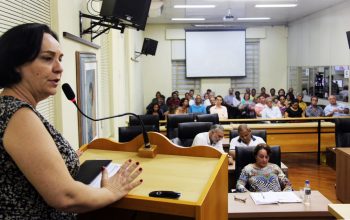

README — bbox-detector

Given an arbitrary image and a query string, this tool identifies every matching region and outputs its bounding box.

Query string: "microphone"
[62,83,151,148]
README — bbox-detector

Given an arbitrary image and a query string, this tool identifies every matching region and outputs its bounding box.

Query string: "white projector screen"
[185,30,246,77]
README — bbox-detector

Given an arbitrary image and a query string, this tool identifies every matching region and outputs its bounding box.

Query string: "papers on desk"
[89,163,121,188]
[250,192,302,205]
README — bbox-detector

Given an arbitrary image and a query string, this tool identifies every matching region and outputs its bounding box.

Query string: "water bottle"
[304,180,311,205]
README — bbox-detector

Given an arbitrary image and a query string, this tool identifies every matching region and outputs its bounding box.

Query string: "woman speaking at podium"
[0,23,142,219]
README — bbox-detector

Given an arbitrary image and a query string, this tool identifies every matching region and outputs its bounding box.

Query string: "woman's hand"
[101,159,143,201]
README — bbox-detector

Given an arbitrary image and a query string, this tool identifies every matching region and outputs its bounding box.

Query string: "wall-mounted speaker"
[347,31,350,49]
[100,0,151,30]
[141,38,158,56]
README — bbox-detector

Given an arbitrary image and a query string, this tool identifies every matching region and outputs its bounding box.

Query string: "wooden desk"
[336,148,350,203]
[328,204,350,219]
[78,132,227,220]
[161,122,335,153]
[228,191,334,219]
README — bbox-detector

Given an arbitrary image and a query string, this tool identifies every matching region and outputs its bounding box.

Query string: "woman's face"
[17,33,63,102]
[183,99,189,107]
[255,149,269,168]
[153,104,159,112]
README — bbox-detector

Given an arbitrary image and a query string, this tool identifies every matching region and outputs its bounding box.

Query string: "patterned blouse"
[0,96,80,219]
[236,163,292,192]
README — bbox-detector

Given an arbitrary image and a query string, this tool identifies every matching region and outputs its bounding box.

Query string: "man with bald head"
[229,124,266,159]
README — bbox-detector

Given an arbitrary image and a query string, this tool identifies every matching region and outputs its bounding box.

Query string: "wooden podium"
[77,132,228,220]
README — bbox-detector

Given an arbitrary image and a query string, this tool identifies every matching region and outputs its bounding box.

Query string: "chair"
[326,118,350,169]
[335,118,350,147]
[229,129,267,142]
[234,145,281,189]
[174,122,213,147]
[118,125,157,142]
[196,113,219,124]
[129,115,160,131]
[166,114,195,139]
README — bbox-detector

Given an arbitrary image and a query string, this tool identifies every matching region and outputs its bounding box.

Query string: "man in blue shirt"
[189,95,206,113]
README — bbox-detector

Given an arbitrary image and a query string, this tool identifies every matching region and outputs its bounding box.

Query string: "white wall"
[260,26,288,91]
[143,24,288,108]
[288,1,350,66]
[52,0,144,147]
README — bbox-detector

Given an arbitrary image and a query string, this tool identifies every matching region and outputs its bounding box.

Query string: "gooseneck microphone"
[62,83,151,148]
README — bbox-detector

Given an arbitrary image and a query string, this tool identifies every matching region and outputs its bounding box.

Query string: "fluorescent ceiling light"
[174,5,216,8]
[194,24,226,27]
[255,4,297,8]
[172,18,205,21]
[237,17,271,21]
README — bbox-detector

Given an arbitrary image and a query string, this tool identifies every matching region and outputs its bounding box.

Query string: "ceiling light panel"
[174,5,216,9]
[171,18,206,21]
[255,4,298,8]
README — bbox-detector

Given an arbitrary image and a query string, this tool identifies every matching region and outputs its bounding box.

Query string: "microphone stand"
[63,86,157,157]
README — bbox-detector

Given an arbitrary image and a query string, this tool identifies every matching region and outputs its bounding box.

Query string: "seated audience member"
[233,91,241,107]
[188,90,195,106]
[175,98,189,114]
[151,91,162,105]
[287,88,295,101]
[245,88,251,96]
[192,124,225,153]
[260,87,270,98]
[261,97,282,119]
[163,105,177,118]
[285,99,305,118]
[146,103,164,120]
[210,95,228,119]
[254,96,267,117]
[229,124,266,159]
[296,93,307,111]
[166,91,180,108]
[206,96,216,114]
[305,96,324,117]
[250,88,257,102]
[239,93,256,118]
[189,95,206,114]
[203,93,210,107]
[224,88,235,107]
[324,95,349,116]
[277,95,289,115]
[270,88,278,102]
[158,95,168,113]
[236,144,292,192]
[277,88,286,98]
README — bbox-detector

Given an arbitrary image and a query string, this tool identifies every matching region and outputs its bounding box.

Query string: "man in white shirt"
[261,97,282,119]
[324,95,349,116]
[229,124,266,159]
[192,124,225,153]
[210,95,228,119]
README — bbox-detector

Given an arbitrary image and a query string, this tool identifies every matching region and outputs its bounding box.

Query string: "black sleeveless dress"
[0,96,80,219]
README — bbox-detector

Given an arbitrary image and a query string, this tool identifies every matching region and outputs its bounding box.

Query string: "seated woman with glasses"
[236,144,292,192]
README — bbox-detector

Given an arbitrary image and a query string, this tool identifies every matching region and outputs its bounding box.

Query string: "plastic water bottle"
[304,180,311,206]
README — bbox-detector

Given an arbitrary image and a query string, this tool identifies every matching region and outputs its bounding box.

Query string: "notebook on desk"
[250,191,302,205]
[75,160,112,184]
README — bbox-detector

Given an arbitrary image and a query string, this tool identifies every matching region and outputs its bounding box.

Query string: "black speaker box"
[100,0,151,30]
[141,38,158,56]
[347,31,350,49]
